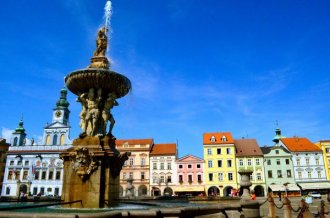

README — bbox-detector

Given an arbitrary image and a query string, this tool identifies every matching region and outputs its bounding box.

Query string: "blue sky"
[1,0,330,158]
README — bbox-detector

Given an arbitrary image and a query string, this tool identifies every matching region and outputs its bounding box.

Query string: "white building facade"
[150,143,177,196]
[1,88,71,197]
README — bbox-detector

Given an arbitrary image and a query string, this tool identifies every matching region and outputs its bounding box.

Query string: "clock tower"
[52,88,70,125]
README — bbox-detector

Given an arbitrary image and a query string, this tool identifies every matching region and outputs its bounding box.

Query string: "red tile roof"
[150,143,177,156]
[234,139,263,156]
[280,137,321,152]
[203,132,234,144]
[116,138,154,146]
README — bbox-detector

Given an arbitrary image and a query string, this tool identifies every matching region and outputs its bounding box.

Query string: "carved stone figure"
[76,93,88,132]
[70,147,98,180]
[102,93,118,137]
[78,88,102,136]
[93,27,107,57]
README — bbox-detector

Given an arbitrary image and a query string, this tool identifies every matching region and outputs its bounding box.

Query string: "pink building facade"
[175,155,205,196]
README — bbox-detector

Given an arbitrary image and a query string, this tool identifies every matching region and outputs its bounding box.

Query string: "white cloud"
[1,127,13,142]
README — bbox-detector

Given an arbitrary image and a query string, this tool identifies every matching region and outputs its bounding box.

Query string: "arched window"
[53,134,58,145]
[46,135,51,145]
[60,134,65,145]
[13,137,18,146]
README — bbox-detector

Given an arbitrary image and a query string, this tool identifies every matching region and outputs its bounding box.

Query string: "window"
[297,159,301,166]
[276,159,280,165]
[141,172,145,180]
[217,160,222,167]
[188,164,192,169]
[10,161,14,166]
[167,162,171,170]
[40,187,45,195]
[308,171,312,178]
[153,176,157,183]
[247,159,252,166]
[256,173,262,181]
[160,176,165,183]
[197,174,202,182]
[275,150,279,154]
[160,163,164,170]
[22,170,28,180]
[129,172,133,179]
[287,170,292,178]
[298,172,302,179]
[188,175,193,183]
[123,172,126,180]
[54,188,59,196]
[196,164,201,168]
[210,136,216,142]
[207,148,212,155]
[226,148,231,154]
[228,173,233,181]
[209,173,213,181]
[218,173,223,181]
[13,137,18,146]
[6,187,10,195]
[153,163,157,170]
[306,158,310,166]
[24,161,29,166]
[178,164,183,169]
[48,170,54,180]
[55,171,61,180]
[7,170,13,180]
[268,170,273,178]
[33,187,38,195]
[317,171,322,178]
[129,158,134,166]
[41,171,46,180]
[14,170,20,180]
[256,159,260,165]
[227,160,232,167]
[179,175,183,183]
[267,159,271,165]
[53,134,58,145]
[35,170,40,180]
[208,160,213,168]
[239,159,244,166]
[277,170,282,178]
[17,161,22,166]
[217,148,221,155]
[316,158,320,165]
[141,158,145,166]
[326,148,330,153]
[167,176,172,183]
[222,136,227,142]
[285,159,290,165]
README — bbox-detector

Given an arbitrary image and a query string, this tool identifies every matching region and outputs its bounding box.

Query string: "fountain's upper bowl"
[65,68,131,98]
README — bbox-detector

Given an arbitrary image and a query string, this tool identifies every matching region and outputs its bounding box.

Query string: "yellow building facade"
[316,140,330,180]
[203,132,238,196]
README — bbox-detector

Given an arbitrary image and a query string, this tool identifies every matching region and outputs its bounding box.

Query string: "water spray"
[104,0,112,36]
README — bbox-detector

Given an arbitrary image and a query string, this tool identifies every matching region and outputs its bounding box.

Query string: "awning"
[269,184,300,192]
[298,182,330,190]
[174,186,205,192]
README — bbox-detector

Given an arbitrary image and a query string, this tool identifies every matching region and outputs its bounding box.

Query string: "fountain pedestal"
[61,136,129,208]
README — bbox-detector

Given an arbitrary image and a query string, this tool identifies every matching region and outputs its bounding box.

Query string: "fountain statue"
[60,0,131,208]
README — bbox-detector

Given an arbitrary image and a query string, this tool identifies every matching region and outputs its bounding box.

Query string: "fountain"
[60,0,131,208]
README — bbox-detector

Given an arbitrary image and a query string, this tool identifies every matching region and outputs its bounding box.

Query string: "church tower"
[52,88,70,125]
[42,88,71,145]
[11,119,27,146]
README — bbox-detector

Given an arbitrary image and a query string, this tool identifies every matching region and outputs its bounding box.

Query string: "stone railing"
[9,145,71,151]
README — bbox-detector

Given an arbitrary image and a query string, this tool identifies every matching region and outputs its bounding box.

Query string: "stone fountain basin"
[65,68,131,98]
